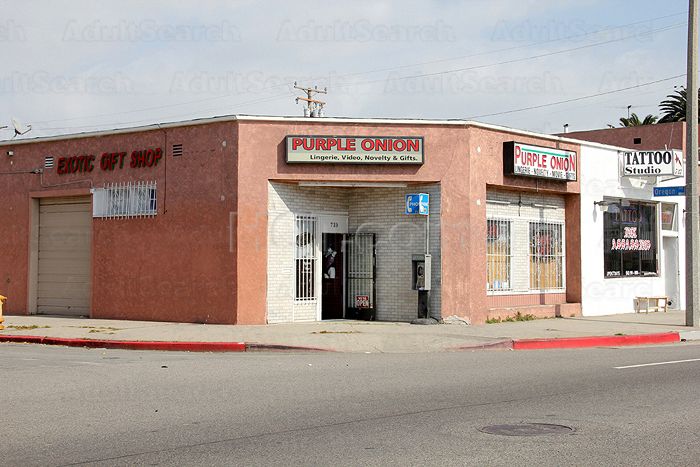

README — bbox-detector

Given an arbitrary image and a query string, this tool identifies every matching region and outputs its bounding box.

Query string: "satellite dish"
[11,117,32,138]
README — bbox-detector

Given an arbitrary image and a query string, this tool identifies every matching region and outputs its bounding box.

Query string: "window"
[603,202,658,278]
[486,219,511,291]
[661,203,677,231]
[294,215,317,301]
[529,222,564,290]
[486,190,566,295]
[92,181,157,218]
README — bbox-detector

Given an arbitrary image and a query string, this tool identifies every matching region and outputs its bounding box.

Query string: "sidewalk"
[1,311,698,353]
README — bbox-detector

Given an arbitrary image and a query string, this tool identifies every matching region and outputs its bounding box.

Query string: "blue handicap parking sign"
[405,193,429,215]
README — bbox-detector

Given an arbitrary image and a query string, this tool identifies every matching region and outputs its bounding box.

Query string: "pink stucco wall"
[0,122,238,324]
[235,120,581,325]
[1,117,582,325]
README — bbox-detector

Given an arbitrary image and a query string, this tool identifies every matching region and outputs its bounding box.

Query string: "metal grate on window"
[92,181,157,219]
[529,222,564,290]
[44,156,54,169]
[172,144,183,157]
[487,219,511,291]
[294,215,317,301]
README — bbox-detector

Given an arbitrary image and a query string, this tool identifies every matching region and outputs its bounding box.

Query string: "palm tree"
[658,86,700,123]
[608,112,657,128]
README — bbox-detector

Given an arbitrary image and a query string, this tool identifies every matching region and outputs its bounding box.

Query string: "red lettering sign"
[57,147,162,175]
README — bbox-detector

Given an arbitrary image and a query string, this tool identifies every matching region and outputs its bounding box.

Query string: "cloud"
[0,0,690,139]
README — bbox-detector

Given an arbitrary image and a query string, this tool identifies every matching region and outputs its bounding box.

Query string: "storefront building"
[579,141,686,315]
[0,116,582,325]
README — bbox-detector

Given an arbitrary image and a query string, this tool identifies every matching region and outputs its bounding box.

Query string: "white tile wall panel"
[267,182,441,323]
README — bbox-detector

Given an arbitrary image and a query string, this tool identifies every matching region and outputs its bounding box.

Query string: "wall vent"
[172,143,183,157]
[633,137,642,145]
[44,156,54,168]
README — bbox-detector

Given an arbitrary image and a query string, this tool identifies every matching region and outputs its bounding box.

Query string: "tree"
[658,86,700,123]
[608,112,657,128]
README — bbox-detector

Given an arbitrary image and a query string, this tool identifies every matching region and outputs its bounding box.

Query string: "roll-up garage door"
[37,197,92,316]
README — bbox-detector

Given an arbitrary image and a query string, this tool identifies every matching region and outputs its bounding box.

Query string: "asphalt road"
[1,343,700,466]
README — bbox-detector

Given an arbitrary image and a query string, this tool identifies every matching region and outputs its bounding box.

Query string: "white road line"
[615,358,700,369]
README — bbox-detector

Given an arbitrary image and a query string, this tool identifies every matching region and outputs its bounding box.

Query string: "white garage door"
[37,197,92,316]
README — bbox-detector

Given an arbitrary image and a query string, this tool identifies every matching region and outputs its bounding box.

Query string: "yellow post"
[0,294,6,330]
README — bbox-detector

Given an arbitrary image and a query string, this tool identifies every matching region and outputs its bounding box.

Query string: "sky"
[0,0,696,140]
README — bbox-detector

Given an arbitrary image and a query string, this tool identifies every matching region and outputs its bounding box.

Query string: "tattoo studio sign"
[620,150,684,178]
[286,135,424,164]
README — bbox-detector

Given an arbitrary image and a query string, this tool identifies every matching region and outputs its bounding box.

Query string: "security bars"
[346,233,375,310]
[486,219,512,291]
[92,181,157,219]
[294,215,317,301]
[529,221,564,290]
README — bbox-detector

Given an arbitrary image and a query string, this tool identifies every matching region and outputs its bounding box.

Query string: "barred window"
[529,222,564,290]
[294,215,317,301]
[486,219,511,291]
[92,181,157,218]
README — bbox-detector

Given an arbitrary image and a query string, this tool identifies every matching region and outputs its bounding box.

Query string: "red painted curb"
[0,335,246,352]
[453,340,514,351]
[512,332,680,350]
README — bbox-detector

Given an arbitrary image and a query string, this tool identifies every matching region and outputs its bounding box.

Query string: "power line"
[27,12,687,127]
[35,92,293,131]
[31,85,295,126]
[331,22,686,89]
[466,74,686,119]
[333,11,688,79]
[34,75,686,134]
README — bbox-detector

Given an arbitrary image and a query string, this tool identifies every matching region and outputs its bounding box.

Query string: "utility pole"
[294,82,327,117]
[685,0,699,327]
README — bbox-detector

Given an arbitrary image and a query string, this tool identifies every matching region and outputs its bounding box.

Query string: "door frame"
[317,214,349,321]
[663,235,680,309]
[31,195,93,316]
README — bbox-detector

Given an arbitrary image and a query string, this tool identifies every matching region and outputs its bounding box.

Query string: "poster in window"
[603,202,657,277]
[661,203,677,231]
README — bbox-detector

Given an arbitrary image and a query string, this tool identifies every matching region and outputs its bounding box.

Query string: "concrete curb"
[245,342,334,352]
[0,335,336,352]
[452,340,514,351]
[512,332,681,350]
[0,332,686,353]
[679,330,700,341]
[0,335,247,352]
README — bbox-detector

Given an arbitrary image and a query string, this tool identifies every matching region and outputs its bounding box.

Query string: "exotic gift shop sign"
[503,141,577,181]
[286,135,424,164]
[56,147,163,175]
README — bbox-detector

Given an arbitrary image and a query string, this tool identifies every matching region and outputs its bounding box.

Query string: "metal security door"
[37,197,92,316]
[345,233,376,320]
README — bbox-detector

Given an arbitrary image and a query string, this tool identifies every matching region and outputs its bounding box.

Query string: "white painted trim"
[298,181,408,188]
